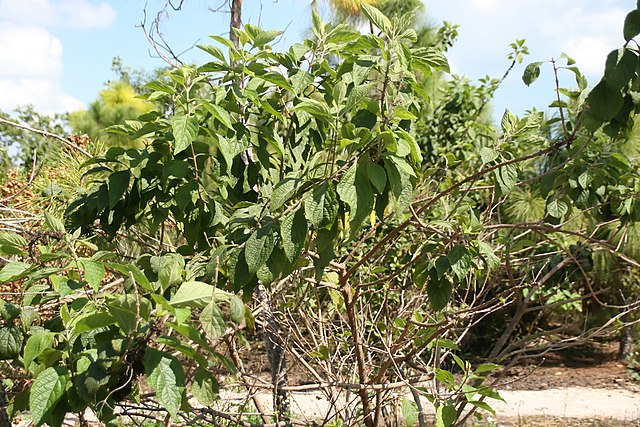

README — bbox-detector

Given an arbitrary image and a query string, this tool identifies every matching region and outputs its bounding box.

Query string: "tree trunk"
[230,0,243,50]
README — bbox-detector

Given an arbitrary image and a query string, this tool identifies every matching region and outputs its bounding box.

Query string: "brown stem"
[230,0,243,50]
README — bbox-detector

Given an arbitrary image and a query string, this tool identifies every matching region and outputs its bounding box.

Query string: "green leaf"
[260,72,295,92]
[107,170,131,209]
[480,147,499,164]
[144,348,185,418]
[245,24,283,47]
[29,366,68,426]
[294,99,331,121]
[170,281,231,308]
[281,208,308,262]
[197,44,226,62]
[107,294,152,334]
[44,212,65,234]
[337,162,374,231]
[191,367,219,406]
[172,113,199,154]
[0,261,31,282]
[305,182,338,229]
[229,295,245,325]
[624,9,640,41]
[0,232,27,255]
[427,277,452,311]
[143,80,177,94]
[587,80,624,121]
[412,47,450,74]
[547,199,568,218]
[361,3,392,35]
[201,101,233,130]
[245,224,276,274]
[200,301,227,340]
[475,362,502,373]
[0,326,23,360]
[604,48,638,91]
[366,161,387,194]
[72,312,116,333]
[270,178,301,212]
[522,61,542,86]
[22,332,55,370]
[80,259,105,291]
[435,403,458,427]
[494,164,518,195]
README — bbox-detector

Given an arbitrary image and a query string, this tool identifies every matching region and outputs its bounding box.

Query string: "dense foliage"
[1,3,640,427]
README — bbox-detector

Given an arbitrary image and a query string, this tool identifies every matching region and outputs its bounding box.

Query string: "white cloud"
[0,0,116,29]
[0,23,63,78]
[0,79,84,115]
[564,36,613,76]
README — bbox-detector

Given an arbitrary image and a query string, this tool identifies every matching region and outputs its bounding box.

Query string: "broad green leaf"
[172,113,198,154]
[44,212,65,234]
[270,178,301,212]
[22,332,55,370]
[337,162,374,231]
[72,312,116,333]
[361,3,392,35]
[143,80,177,94]
[29,366,68,426]
[494,164,518,195]
[0,232,27,255]
[604,48,638,91]
[475,362,502,373]
[144,348,185,418]
[294,99,331,121]
[0,261,31,282]
[107,170,131,209]
[480,147,499,164]
[366,160,387,194]
[305,182,338,229]
[106,262,153,292]
[260,72,294,92]
[427,277,452,311]
[80,259,105,291]
[229,295,245,325]
[200,301,227,340]
[587,80,624,121]
[522,61,542,86]
[245,224,276,274]
[170,281,231,308]
[245,24,283,47]
[448,245,470,281]
[435,403,457,427]
[107,294,152,334]
[624,9,640,41]
[196,44,226,62]
[547,199,568,218]
[201,101,233,130]
[191,367,219,406]
[281,208,308,262]
[0,326,23,360]
[412,47,450,74]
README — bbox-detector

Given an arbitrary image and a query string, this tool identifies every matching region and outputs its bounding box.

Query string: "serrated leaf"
[172,113,198,154]
[245,224,276,274]
[201,101,233,130]
[44,212,65,234]
[305,182,338,229]
[480,147,499,164]
[107,294,152,334]
[547,199,568,218]
[0,261,31,282]
[170,281,231,308]
[191,367,219,406]
[0,326,23,360]
[522,61,542,86]
[270,178,301,211]
[22,332,55,371]
[337,162,373,231]
[361,3,392,34]
[80,259,105,291]
[144,348,185,418]
[281,208,307,262]
[199,301,226,340]
[260,71,295,92]
[29,366,68,425]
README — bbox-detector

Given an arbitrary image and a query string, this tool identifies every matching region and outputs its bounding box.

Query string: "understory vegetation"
[1,2,640,426]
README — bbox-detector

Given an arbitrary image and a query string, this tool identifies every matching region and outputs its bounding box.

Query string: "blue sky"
[0,0,633,121]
